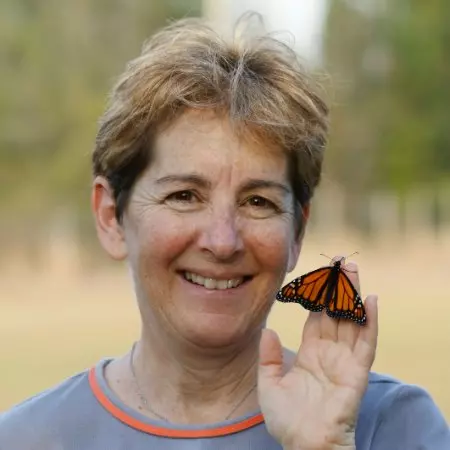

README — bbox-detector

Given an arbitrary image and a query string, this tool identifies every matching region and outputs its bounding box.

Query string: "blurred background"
[1,0,449,420]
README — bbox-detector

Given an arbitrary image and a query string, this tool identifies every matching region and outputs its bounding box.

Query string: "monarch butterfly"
[276,256,367,325]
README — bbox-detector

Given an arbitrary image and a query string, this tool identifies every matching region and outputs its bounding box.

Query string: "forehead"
[150,110,287,179]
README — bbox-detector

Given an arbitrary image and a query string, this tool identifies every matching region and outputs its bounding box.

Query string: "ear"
[91,176,127,261]
[287,203,310,273]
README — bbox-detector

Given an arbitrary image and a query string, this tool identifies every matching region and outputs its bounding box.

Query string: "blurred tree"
[2,0,448,247]
[0,0,201,245]
[323,0,450,206]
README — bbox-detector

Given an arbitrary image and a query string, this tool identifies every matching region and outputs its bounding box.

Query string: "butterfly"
[276,255,367,325]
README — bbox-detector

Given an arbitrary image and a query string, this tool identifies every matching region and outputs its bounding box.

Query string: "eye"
[241,195,281,219]
[164,190,204,211]
[166,190,196,203]
[167,191,194,202]
[245,195,276,209]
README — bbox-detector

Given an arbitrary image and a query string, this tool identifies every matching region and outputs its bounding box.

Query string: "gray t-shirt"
[1,358,449,449]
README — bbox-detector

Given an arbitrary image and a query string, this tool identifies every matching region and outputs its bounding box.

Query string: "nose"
[197,205,244,261]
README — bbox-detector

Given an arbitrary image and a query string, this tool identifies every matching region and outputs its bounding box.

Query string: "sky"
[204,0,329,65]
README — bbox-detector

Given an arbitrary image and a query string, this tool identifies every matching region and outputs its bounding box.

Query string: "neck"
[127,321,261,424]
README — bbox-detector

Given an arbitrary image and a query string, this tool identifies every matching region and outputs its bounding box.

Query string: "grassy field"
[1,231,449,421]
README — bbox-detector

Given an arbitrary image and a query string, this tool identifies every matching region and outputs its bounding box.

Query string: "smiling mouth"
[182,271,252,290]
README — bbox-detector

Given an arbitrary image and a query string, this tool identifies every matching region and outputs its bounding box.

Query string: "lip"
[178,272,252,296]
[179,269,252,280]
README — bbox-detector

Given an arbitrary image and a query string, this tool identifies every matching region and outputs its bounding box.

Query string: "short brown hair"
[92,13,329,226]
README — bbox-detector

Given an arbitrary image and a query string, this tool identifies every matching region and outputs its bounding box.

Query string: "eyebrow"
[155,174,291,195]
[155,174,211,188]
[240,179,291,195]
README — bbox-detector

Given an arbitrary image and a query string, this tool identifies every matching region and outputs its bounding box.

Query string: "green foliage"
[1,0,447,240]
[323,0,450,194]
[0,0,201,222]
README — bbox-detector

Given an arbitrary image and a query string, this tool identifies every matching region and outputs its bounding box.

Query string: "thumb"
[258,328,284,386]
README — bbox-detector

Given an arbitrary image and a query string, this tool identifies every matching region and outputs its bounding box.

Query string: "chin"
[181,315,249,349]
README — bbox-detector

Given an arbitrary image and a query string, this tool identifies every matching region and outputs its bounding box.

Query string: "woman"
[1,15,448,450]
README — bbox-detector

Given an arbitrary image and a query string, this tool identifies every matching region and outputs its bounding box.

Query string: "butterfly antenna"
[341,251,359,273]
[319,253,332,260]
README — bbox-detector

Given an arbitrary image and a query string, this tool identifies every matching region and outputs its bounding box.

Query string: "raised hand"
[258,260,378,450]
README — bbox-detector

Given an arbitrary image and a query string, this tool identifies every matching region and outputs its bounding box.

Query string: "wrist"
[283,445,355,450]
[281,430,356,450]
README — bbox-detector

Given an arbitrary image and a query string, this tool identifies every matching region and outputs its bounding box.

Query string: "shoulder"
[0,365,97,449]
[363,371,445,417]
[357,372,450,449]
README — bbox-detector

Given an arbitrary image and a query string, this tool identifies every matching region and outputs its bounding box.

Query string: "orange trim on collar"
[88,366,265,438]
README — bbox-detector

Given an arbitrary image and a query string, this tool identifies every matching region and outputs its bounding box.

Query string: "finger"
[320,310,339,341]
[337,261,361,349]
[354,295,378,368]
[301,310,322,343]
[258,328,284,387]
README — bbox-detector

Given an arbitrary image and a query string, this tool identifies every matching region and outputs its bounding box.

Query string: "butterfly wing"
[326,268,367,325]
[276,267,332,312]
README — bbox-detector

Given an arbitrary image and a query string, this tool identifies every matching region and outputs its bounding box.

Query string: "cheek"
[248,221,294,273]
[127,214,192,273]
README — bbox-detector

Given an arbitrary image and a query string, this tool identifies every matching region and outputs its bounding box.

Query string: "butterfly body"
[276,259,367,325]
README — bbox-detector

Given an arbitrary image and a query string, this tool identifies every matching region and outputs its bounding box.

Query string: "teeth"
[216,280,229,290]
[184,272,245,290]
[204,278,216,289]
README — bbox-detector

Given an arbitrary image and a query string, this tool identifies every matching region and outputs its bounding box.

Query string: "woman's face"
[121,110,303,347]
